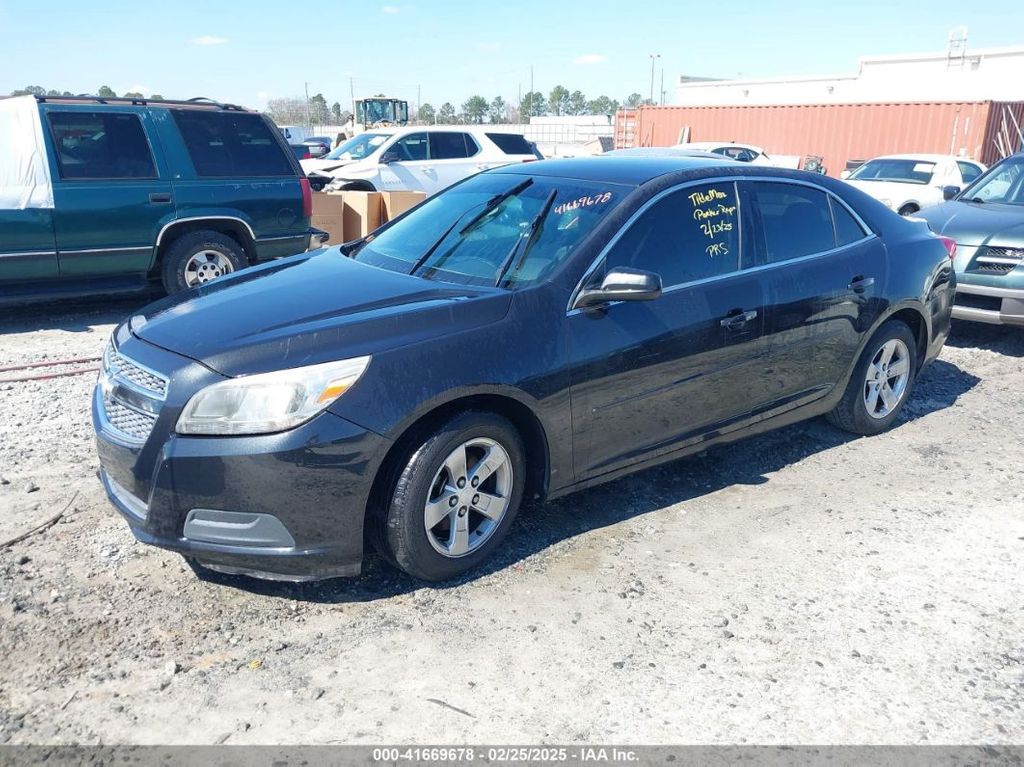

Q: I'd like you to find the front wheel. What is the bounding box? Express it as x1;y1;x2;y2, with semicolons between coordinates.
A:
372;412;526;581
897;203;919;216
827;320;917;436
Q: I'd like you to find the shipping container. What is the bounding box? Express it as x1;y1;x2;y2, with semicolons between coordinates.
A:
615;101;1024;176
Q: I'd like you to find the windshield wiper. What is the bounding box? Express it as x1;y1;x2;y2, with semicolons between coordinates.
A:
458;178;533;235
494;189;558;287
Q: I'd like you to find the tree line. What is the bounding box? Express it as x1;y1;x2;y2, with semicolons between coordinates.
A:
10;84;655;126
10;85;165;100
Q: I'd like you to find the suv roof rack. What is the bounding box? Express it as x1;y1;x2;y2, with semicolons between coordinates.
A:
28;94;249;111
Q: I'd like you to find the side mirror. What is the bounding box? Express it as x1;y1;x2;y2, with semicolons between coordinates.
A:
942;185;961;201
574;267;662;309
381;149;401;164
839;170;851;180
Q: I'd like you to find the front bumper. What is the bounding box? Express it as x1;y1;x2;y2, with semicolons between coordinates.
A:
952;282;1024;327
92;335;390;581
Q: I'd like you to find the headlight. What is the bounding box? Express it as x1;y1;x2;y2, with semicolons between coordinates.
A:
176;356;370;436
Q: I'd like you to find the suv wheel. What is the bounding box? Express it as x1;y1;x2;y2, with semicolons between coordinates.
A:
161;231;246;294
372;412;526;581
827;319;917;436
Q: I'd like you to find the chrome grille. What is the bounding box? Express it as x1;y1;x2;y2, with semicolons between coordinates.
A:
103;344;168;398
102;394;158;442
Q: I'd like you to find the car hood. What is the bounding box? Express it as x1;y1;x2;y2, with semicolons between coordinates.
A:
130;250;511;377
301;157;359;175
917;201;1024;246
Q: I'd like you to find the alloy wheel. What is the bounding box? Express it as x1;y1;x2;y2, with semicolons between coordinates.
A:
424;438;513;558
863;338;911;419
184;250;235;287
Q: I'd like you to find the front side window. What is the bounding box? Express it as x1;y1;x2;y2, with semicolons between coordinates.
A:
353;173;628;287
390;132;429;161
431;132;478;160
172;111;294;177
47;111;156;180
603;182;742;287
749;183;837;262
849;158;936;185
961;156;1024;204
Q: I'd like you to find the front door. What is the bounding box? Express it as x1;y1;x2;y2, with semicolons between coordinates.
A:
741;180;887;411
566;180;769;479
42;107;175;278
379;132;441;194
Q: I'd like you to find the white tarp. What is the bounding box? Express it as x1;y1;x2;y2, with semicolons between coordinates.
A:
0;95;54;209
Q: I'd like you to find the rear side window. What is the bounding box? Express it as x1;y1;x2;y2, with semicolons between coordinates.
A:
749;183;837;262
430;132;479;160
47;111;156;179
830;197;868;246
605;182;742;287
172;111;294;177
485;133;533;155
957;161;983;184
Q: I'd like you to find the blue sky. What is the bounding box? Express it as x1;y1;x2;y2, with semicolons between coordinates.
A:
1;0;1022;111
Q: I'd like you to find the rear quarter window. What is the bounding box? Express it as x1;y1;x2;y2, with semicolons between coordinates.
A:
171;111;295;177
485;133;534;156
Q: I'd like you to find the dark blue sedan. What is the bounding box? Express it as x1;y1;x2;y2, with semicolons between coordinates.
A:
93;157;955;582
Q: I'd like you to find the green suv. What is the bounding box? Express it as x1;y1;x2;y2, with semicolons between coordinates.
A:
0;95;313;302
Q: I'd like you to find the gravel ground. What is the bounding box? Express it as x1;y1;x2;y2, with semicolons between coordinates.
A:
0;299;1022;745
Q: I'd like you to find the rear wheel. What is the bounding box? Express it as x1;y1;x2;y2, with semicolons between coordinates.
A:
372;412;526;581
827;320;917;435
161;231;246;294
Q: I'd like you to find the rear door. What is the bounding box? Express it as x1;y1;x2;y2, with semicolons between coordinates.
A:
429;132;482;192
42;107;174;277
567;180;770;478
742;180;886;412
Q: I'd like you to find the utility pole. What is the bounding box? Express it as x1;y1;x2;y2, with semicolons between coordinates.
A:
304;81;311;129
660;68;665;105
649;54;661;105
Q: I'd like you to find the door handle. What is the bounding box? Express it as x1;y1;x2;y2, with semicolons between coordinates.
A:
848;275;875;293
720;309;758;329
148;192;173;204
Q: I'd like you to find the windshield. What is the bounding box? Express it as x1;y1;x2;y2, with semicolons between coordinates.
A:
849;158;936;184
959;155;1024;205
352;173;629;288
324;133;389;161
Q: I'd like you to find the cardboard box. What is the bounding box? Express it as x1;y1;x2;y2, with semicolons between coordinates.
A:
310;192;347;245
334;190;383;240
311;191;383;245
380;190;427;222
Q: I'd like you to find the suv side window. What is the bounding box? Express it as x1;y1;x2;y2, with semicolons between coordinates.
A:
957;161;983;184
430;132;479;160
391;132;429;161
748;182;837;262
47;111;156;180
604;182;742;287
171;111;294;177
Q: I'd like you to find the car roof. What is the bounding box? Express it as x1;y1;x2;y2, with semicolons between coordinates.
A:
680;141;763;152
867;153;972;163
605;147;732;160
388;125;521;136
494;155;744;185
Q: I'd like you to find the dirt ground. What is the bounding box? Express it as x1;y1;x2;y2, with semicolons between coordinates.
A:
0;298;1022;745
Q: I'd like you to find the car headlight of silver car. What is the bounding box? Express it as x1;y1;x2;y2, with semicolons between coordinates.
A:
176;356;371;436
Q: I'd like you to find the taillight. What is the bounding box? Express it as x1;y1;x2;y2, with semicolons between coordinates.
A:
300;178;313;218
939;236;957;260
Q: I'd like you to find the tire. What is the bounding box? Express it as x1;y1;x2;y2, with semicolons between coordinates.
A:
827;319;918;436
372;411;526;581
161;230;246;294
897;204;919;217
